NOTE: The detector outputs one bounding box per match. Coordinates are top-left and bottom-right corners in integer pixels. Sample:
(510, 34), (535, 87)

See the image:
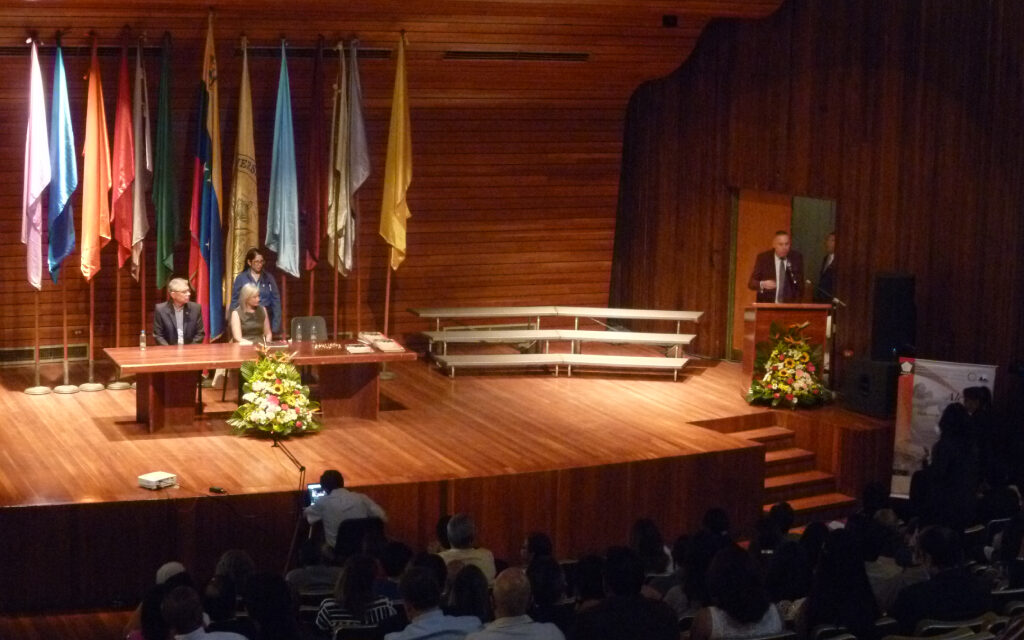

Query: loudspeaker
(841, 358), (898, 418)
(871, 273), (915, 361)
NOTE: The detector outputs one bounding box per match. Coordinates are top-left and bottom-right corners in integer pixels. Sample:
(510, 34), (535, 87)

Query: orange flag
(111, 46), (135, 269)
(81, 38), (112, 281)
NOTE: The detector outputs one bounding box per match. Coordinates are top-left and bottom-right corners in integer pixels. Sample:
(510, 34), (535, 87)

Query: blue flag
(48, 44), (77, 283)
(266, 41), (300, 278)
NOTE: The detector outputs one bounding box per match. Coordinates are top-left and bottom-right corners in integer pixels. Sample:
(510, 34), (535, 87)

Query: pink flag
(111, 46), (135, 268)
(22, 41), (50, 290)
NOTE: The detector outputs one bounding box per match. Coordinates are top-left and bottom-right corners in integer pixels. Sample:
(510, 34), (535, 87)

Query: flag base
(54, 384), (80, 394)
(24, 385), (52, 396)
(106, 380), (132, 390)
(79, 382), (105, 392)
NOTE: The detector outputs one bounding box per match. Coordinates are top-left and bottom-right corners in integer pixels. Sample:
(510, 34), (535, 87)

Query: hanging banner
(890, 357), (996, 496)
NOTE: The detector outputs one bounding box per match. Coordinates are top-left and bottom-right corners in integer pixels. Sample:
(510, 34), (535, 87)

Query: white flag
(131, 42), (152, 280)
(22, 41), (51, 290)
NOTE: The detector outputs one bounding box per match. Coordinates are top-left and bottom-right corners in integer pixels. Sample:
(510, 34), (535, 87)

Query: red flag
(111, 46), (135, 268)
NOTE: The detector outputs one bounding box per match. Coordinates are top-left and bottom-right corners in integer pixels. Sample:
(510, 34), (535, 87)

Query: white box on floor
(138, 471), (177, 490)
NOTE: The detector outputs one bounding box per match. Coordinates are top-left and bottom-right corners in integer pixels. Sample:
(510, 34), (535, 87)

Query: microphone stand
(272, 435), (307, 574)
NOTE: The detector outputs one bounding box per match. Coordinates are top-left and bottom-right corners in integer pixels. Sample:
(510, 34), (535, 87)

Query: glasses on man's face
(171, 289), (191, 295)
(250, 258), (265, 265)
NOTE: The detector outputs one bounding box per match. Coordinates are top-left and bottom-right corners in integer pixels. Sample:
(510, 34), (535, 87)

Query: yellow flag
(378, 34), (412, 270)
(225, 37), (258, 303)
(81, 39), (112, 281)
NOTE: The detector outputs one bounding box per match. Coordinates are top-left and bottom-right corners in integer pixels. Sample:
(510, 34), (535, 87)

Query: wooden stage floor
(0, 355), (764, 508)
(0, 353), (890, 614)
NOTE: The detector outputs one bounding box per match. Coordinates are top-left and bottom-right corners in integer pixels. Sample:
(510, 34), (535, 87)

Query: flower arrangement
(746, 321), (833, 408)
(228, 346), (321, 437)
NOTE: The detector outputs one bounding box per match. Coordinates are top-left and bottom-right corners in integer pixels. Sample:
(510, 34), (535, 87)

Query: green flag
(153, 32), (178, 289)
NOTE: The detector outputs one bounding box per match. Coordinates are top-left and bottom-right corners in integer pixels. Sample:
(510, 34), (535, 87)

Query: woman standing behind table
(230, 283), (272, 345)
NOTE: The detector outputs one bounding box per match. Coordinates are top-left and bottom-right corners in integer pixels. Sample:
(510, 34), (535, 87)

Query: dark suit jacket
(748, 249), (804, 302)
(814, 254), (836, 302)
(153, 301), (205, 346)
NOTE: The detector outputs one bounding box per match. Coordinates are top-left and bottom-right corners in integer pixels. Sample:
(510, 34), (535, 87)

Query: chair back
(291, 316), (328, 342)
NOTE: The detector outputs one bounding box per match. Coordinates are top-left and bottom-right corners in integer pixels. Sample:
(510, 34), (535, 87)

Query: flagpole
(107, 267), (132, 389)
(332, 229), (340, 338)
(54, 267), (78, 394)
(80, 278), (104, 391)
(281, 276), (288, 338)
(307, 268), (315, 318)
(354, 193), (362, 336)
(25, 289), (51, 395)
(383, 258), (392, 336)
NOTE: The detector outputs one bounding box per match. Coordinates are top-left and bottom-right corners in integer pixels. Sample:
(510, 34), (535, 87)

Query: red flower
(773, 392), (780, 398)
(281, 404), (289, 410)
(807, 365), (816, 372)
(787, 378), (794, 384)
(296, 421), (303, 428)
(812, 388), (820, 395)
(785, 394), (794, 401)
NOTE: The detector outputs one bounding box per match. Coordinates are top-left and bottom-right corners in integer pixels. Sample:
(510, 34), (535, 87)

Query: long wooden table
(104, 342), (417, 432)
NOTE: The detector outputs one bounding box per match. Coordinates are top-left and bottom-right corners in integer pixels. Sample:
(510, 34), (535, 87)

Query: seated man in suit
(153, 277), (205, 346)
(748, 230), (804, 303)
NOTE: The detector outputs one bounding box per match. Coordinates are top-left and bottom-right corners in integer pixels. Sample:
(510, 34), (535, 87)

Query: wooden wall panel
(0, 0), (782, 358)
(612, 0), (1024, 413)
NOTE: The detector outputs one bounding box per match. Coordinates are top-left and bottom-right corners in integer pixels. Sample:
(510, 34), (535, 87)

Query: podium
(741, 303), (832, 391)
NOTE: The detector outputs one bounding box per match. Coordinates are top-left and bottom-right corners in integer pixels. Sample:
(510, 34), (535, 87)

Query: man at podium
(748, 230), (804, 303)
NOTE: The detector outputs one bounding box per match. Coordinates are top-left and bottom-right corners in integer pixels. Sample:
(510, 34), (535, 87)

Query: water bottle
(310, 325), (319, 342)
(139, 330), (147, 350)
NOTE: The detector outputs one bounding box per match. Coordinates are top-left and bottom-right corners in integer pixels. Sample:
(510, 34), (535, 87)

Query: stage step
(731, 425), (795, 451)
(765, 447), (817, 477)
(764, 492), (857, 525)
(764, 470), (837, 503)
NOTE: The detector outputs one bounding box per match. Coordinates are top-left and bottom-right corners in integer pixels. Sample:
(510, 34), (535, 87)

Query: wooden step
(731, 425), (795, 451)
(764, 492), (857, 525)
(764, 447), (817, 477)
(764, 470), (836, 503)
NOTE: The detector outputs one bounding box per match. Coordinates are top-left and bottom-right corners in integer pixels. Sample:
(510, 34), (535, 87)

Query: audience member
(316, 554), (398, 633)
(214, 550), (256, 602)
(244, 572), (301, 640)
(572, 555), (605, 614)
(521, 532), (554, 565)
(467, 568), (564, 640)
(161, 585), (245, 639)
(891, 526), (993, 634)
(304, 469), (387, 550)
(527, 554), (575, 635)
(573, 546), (677, 640)
(446, 564), (493, 623)
(798, 528), (880, 640)
(628, 518), (673, 595)
(385, 566), (482, 640)
(702, 508), (732, 540)
(689, 544), (785, 640)
(684, 528), (731, 610)
(125, 562), (195, 640)
(203, 575), (258, 640)
(285, 539), (341, 597)
(662, 535), (692, 620)
(764, 540), (812, 617)
(858, 513), (926, 613)
(799, 522), (829, 570)
(379, 541), (414, 602)
(439, 513), (497, 583)
(410, 553), (451, 601)
(917, 404), (981, 529)
(431, 515), (453, 554)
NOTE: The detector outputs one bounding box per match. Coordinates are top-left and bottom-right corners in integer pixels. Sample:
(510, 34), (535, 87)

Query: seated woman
(230, 283), (272, 345)
(315, 554), (398, 634)
(690, 544), (785, 640)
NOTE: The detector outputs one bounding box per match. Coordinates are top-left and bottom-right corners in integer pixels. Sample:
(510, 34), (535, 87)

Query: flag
(153, 32), (177, 289)
(188, 15), (225, 340)
(48, 42), (77, 283)
(379, 34), (412, 270)
(131, 40), (153, 281)
(111, 46), (135, 270)
(81, 37), (112, 281)
(266, 40), (300, 279)
(225, 36), (258, 297)
(327, 40), (371, 276)
(22, 41), (50, 290)
(300, 37), (325, 271)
